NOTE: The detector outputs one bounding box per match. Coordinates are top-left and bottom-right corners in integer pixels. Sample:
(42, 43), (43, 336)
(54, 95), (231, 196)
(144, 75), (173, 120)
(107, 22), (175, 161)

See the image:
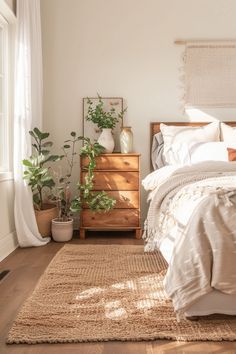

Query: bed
(143, 121), (236, 318)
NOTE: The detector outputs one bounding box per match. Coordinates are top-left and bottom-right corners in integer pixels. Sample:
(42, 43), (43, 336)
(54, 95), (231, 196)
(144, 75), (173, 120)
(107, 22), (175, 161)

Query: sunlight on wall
(186, 108), (236, 122)
(186, 108), (218, 121)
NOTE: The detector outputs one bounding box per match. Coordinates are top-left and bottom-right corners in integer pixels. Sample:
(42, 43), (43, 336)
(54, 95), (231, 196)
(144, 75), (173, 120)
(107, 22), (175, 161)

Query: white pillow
(160, 122), (220, 165)
(221, 122), (236, 143)
(190, 142), (236, 163)
(169, 141), (236, 165)
(164, 142), (192, 165)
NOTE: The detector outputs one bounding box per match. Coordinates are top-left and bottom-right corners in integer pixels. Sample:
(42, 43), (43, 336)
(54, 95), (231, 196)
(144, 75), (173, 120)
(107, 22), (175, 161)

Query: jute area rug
(7, 244), (236, 344)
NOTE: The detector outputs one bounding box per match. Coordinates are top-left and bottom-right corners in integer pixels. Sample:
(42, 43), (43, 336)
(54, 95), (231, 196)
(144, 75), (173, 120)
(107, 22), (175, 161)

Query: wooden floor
(1, 231), (236, 354)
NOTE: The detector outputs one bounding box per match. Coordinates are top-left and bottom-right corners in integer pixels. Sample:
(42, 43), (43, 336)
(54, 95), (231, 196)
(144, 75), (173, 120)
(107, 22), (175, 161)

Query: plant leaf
(22, 159), (33, 167)
(41, 141), (53, 148)
(33, 127), (43, 139)
(41, 132), (50, 140)
(44, 155), (61, 163)
(41, 150), (50, 156)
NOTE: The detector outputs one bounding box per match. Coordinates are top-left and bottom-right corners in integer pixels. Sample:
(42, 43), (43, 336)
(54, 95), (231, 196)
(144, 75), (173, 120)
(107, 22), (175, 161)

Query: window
(0, 3), (15, 179)
(0, 14), (9, 172)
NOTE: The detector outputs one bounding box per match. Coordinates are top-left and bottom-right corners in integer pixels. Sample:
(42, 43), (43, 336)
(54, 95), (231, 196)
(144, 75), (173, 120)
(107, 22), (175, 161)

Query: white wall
(41, 0), (236, 223)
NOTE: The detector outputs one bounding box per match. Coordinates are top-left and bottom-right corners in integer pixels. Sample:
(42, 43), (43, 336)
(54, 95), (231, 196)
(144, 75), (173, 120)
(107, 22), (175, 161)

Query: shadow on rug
(7, 244), (236, 344)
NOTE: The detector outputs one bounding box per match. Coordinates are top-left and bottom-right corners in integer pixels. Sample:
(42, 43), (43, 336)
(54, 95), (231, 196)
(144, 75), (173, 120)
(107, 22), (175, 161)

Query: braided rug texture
(7, 244), (236, 344)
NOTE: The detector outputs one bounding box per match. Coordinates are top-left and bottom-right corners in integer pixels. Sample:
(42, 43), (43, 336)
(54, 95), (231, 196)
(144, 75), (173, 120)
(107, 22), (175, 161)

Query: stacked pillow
(157, 121), (236, 166)
(221, 123), (236, 161)
(221, 122), (236, 143)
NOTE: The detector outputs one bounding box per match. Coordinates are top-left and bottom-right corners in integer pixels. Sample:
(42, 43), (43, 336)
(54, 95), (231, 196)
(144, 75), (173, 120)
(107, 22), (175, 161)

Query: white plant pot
(51, 218), (73, 242)
(97, 128), (115, 153)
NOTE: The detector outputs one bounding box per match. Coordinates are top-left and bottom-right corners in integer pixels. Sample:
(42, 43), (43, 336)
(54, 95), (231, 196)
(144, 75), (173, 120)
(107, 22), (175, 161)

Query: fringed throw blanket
(143, 161), (236, 316)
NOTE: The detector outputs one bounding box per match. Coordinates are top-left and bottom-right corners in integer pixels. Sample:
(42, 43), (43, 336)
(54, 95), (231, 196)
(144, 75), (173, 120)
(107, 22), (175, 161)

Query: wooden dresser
(80, 153), (141, 239)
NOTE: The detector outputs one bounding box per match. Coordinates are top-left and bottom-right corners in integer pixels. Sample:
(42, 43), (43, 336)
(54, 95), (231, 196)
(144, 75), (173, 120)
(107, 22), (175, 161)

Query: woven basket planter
(35, 204), (58, 237)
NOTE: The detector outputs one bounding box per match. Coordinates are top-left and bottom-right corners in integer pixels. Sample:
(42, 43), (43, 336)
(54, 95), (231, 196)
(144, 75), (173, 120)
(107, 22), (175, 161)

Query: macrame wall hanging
(176, 40), (236, 108)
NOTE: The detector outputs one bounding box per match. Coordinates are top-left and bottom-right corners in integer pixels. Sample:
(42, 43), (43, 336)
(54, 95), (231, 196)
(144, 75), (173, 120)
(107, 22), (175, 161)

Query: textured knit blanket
(143, 161), (236, 316)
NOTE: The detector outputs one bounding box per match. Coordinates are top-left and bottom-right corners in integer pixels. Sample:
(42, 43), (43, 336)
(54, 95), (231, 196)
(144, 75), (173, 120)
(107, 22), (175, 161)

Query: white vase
(97, 128), (115, 153)
(51, 218), (73, 242)
(120, 126), (133, 153)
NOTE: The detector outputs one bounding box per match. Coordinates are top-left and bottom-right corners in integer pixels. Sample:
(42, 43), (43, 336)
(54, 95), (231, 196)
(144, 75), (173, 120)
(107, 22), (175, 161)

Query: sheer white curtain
(14, 0), (50, 247)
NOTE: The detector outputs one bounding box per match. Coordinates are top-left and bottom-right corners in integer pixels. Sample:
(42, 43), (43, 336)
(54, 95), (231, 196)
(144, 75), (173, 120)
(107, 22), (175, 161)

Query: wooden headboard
(150, 121), (236, 139)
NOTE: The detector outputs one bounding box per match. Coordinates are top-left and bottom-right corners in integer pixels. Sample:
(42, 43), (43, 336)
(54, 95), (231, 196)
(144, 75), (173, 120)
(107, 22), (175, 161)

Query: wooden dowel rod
(174, 40), (186, 45)
(174, 39), (236, 45)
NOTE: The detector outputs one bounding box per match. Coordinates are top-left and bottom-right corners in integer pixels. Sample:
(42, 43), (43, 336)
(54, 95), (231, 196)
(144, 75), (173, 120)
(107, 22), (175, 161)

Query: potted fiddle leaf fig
(86, 94), (127, 153)
(23, 128), (62, 237)
(51, 134), (116, 242)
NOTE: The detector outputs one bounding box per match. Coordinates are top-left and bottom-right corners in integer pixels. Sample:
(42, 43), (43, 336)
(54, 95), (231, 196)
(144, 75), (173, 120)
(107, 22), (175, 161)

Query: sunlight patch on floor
(105, 300), (128, 320)
(136, 299), (158, 311)
(149, 291), (165, 300)
(76, 287), (104, 300)
(111, 279), (137, 290)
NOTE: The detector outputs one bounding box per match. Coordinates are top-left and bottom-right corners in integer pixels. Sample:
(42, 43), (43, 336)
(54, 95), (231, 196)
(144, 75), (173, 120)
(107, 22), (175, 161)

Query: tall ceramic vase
(97, 128), (115, 153)
(120, 126), (133, 153)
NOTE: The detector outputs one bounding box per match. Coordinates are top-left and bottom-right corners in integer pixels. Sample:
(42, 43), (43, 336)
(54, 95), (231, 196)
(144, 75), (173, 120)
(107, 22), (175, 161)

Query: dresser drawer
(81, 171), (139, 191)
(82, 209), (140, 227)
(83, 191), (139, 209)
(81, 154), (139, 171)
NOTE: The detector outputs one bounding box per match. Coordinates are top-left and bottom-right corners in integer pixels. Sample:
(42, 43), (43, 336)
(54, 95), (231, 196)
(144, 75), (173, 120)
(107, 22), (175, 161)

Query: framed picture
(83, 97), (123, 152)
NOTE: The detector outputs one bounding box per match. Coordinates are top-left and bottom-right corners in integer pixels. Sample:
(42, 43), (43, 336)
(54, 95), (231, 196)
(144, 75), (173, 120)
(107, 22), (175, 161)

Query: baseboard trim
(0, 231), (18, 262)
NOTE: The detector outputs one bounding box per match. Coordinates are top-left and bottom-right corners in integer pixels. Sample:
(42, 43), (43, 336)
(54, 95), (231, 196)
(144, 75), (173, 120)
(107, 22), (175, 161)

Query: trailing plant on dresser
(71, 137), (116, 213)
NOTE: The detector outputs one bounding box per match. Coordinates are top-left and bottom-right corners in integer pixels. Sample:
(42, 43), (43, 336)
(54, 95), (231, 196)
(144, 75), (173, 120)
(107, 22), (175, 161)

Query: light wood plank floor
(1, 232), (236, 354)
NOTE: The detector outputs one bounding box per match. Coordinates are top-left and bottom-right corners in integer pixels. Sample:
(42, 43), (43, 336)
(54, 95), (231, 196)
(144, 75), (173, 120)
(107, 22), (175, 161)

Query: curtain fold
(14, 0), (50, 247)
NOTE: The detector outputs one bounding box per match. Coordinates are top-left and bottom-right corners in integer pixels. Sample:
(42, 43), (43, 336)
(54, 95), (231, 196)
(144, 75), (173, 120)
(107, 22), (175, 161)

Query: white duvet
(142, 161), (236, 316)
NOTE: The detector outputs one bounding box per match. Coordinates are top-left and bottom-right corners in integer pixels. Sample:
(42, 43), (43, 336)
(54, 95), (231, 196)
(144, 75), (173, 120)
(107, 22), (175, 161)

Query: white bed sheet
(160, 237), (236, 316)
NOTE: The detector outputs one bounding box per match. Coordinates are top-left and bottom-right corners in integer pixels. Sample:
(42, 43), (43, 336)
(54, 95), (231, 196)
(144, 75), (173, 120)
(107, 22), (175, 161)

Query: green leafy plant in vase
(86, 95), (127, 153)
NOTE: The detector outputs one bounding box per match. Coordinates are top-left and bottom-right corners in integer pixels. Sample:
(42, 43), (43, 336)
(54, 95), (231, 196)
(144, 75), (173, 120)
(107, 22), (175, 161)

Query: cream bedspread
(142, 161), (236, 316)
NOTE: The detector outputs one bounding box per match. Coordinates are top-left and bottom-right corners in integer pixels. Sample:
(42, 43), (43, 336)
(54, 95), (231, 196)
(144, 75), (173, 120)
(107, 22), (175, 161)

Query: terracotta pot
(51, 218), (73, 242)
(34, 204), (58, 237)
